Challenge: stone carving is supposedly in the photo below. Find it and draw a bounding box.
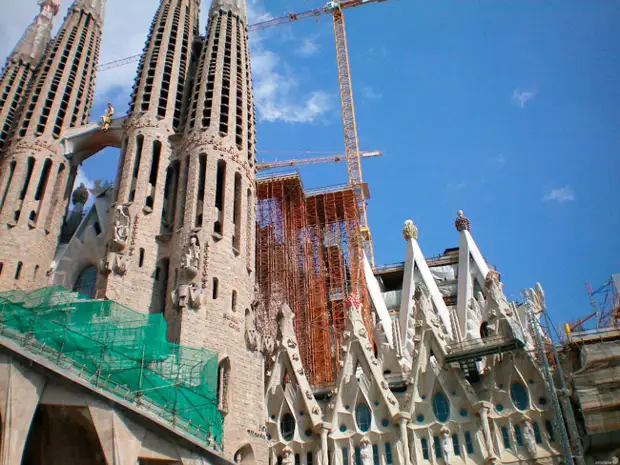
[440,427,452,464]
[281,447,294,465]
[123,114,159,131]
[245,306,262,352]
[172,285,189,311]
[360,438,372,465]
[172,283,203,311]
[201,240,209,288]
[262,335,275,357]
[188,283,203,309]
[182,235,201,278]
[455,210,471,232]
[101,102,114,131]
[112,253,128,276]
[522,419,537,457]
[402,219,418,240]
[112,204,130,249]
[278,304,295,341]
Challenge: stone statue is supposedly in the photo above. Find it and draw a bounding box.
[262,335,275,357]
[277,304,295,341]
[440,428,452,464]
[402,219,418,240]
[522,419,537,457]
[281,447,294,465]
[182,235,201,277]
[245,307,262,351]
[172,284,189,311]
[101,102,114,131]
[188,283,203,310]
[360,439,372,465]
[112,204,130,248]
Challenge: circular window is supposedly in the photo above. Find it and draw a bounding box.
[539,397,548,406]
[356,404,372,432]
[417,415,424,423]
[340,424,347,432]
[459,409,468,417]
[305,429,312,437]
[281,413,295,441]
[382,419,389,427]
[511,382,530,411]
[432,393,450,423]
[496,404,504,412]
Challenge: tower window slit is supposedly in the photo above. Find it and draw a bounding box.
[161,161,179,232]
[246,189,252,265]
[146,140,162,209]
[214,159,226,235]
[129,135,144,202]
[232,290,237,312]
[213,278,219,299]
[44,164,66,232]
[15,262,23,280]
[232,172,241,251]
[195,154,207,227]
[34,159,53,201]
[177,157,189,228]
[0,161,17,215]
[139,248,145,267]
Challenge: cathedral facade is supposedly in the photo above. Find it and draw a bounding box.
[0,1,587,465]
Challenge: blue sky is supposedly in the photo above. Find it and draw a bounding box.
[4,0,619,330]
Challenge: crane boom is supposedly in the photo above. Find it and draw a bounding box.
[257,150,381,171]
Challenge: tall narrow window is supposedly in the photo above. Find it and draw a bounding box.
[161,161,179,232]
[20,158,36,201]
[217,357,230,413]
[155,258,170,314]
[146,140,162,208]
[307,452,313,465]
[545,420,555,442]
[0,160,16,215]
[354,447,361,465]
[385,443,392,465]
[45,164,66,231]
[34,159,52,202]
[232,290,237,312]
[177,158,189,228]
[452,434,460,456]
[0,263,3,276]
[33,265,39,280]
[464,432,474,454]
[433,437,441,458]
[232,172,241,251]
[421,439,429,460]
[533,423,543,444]
[139,248,145,267]
[295,455,300,465]
[514,425,523,447]
[246,188,252,263]
[356,404,371,432]
[372,445,378,465]
[196,153,207,227]
[342,448,348,465]
[501,427,511,449]
[15,262,23,280]
[432,393,450,422]
[213,278,219,299]
[129,135,144,202]
[214,160,226,234]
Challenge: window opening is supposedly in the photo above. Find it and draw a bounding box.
[213,278,219,299]
[139,248,145,267]
[421,439,429,460]
[217,358,230,413]
[354,447,361,465]
[372,445,378,465]
[464,432,474,454]
[432,392,450,422]
[433,437,441,459]
[385,443,392,465]
[501,427,511,449]
[93,222,102,235]
[480,321,489,339]
[232,290,237,312]
[0,160,16,215]
[452,434,460,456]
[15,262,23,280]
[146,140,162,208]
[129,135,144,202]
[73,265,97,298]
[232,172,241,251]
[355,403,371,432]
[196,154,206,227]
[545,420,555,442]
[295,455,300,465]
[510,382,529,410]
[533,423,543,444]
[177,157,189,228]
[214,159,226,234]
[307,452,313,465]
[514,425,523,447]
[342,448,348,465]
[280,413,295,441]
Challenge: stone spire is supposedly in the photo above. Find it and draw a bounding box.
[98,0,201,312]
[0,0,60,154]
[0,0,106,292]
[210,0,247,19]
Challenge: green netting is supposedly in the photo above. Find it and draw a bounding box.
[0,286,222,449]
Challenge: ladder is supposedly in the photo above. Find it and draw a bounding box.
[525,299,585,465]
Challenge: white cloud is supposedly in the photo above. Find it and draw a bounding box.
[543,185,575,204]
[2,0,331,125]
[361,86,382,101]
[489,153,506,166]
[297,37,319,57]
[74,166,94,191]
[511,89,536,109]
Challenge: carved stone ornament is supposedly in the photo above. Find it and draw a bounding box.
[360,438,372,465]
[454,209,471,232]
[111,204,130,249]
[182,235,201,279]
[522,420,537,457]
[402,219,419,241]
[123,114,159,132]
[305,390,313,400]
[440,427,452,464]
[281,447,294,465]
[10,137,60,157]
[113,253,128,276]
[245,307,262,352]
[262,335,275,357]
[358,328,368,338]
[172,283,203,311]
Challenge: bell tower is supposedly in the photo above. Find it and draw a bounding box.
[0,0,105,291]
[98,0,201,308]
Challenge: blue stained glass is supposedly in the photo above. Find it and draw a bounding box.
[465,432,474,454]
[502,427,511,449]
[385,443,393,465]
[356,404,372,432]
[511,382,530,411]
[452,434,461,456]
[421,439,429,460]
[432,393,450,422]
[533,423,543,444]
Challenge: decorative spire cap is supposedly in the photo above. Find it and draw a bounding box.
[72,183,89,206]
[210,0,247,20]
[402,219,418,240]
[454,210,471,232]
[39,0,61,16]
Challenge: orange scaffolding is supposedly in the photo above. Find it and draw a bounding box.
[256,174,371,388]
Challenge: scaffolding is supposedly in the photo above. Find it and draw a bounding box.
[256,173,371,388]
[0,287,223,449]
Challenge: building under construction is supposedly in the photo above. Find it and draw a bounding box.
[255,172,371,388]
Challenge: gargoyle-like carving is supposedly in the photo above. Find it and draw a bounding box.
[172,283,203,311]
[112,204,130,249]
[245,306,262,352]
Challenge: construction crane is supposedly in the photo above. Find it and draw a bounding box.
[97,0,389,267]
[256,150,380,171]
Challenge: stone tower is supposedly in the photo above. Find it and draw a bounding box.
[0,0,60,156]
[0,0,105,291]
[98,0,201,308]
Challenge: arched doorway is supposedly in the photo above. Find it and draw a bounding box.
[234,444,256,465]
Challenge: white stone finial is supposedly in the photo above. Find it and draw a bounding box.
[454,210,470,232]
[210,0,247,20]
[402,219,418,240]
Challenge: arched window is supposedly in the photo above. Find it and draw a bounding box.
[355,403,371,432]
[480,321,489,339]
[280,413,295,441]
[510,382,529,411]
[432,392,450,422]
[74,265,98,298]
